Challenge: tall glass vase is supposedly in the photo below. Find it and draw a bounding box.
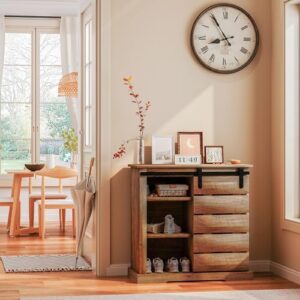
[135,138,144,164]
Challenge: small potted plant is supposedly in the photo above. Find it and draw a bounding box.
[61,128,78,168]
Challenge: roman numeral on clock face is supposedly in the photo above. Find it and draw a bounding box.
[222,58,226,66]
[241,25,248,31]
[223,10,228,19]
[244,37,251,42]
[209,54,215,63]
[201,46,208,54]
[198,35,206,40]
[240,47,248,54]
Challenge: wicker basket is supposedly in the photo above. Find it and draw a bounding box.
[155,184,189,197]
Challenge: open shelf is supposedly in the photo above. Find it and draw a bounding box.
[147,233,191,239]
[147,196,192,202]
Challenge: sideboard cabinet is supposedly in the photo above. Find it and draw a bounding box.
[129,164,252,283]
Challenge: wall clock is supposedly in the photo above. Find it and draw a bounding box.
[191,3,259,74]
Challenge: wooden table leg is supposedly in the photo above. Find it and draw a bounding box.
[9,175,22,237]
[28,177,32,195]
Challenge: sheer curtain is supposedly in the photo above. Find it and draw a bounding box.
[60,16,80,132]
[0,15,5,89]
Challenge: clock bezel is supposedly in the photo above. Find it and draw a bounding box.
[190,3,259,74]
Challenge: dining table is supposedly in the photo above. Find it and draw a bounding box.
[6,170,39,237]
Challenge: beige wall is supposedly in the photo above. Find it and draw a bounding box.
[271,0,300,272]
[110,0,272,264]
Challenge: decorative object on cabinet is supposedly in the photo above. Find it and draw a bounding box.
[177,132,203,162]
[204,146,224,164]
[129,163,252,283]
[113,76,151,164]
[190,3,259,74]
[175,154,201,165]
[230,159,241,164]
[152,136,174,164]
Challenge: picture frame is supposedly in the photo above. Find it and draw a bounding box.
[152,136,174,164]
[177,132,203,162]
[204,146,224,164]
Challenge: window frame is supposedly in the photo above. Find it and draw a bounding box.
[0,18,69,183]
[82,8,93,152]
[283,2,300,233]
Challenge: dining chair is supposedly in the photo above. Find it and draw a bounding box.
[35,166,78,239]
[0,175,20,230]
[28,178,68,230]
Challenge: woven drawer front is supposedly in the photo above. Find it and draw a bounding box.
[193,233,249,253]
[193,214,249,234]
[193,176,249,195]
[193,253,249,272]
[194,195,249,214]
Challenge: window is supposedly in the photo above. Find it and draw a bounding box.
[284,3,300,225]
[0,20,72,174]
[83,15,92,149]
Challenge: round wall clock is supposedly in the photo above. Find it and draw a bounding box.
[191,3,259,74]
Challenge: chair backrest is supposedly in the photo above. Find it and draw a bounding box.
[36,166,78,179]
[36,166,78,203]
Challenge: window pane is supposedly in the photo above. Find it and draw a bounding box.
[85,22,90,64]
[4,33,31,65]
[40,66,64,103]
[1,66,31,102]
[0,103,31,174]
[40,33,61,66]
[39,33,72,166]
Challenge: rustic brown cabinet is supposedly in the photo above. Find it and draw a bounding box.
[129,164,252,283]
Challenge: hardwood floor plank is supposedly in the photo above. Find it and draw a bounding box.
[0,223,298,299]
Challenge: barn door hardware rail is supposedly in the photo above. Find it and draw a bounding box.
[197,168,249,189]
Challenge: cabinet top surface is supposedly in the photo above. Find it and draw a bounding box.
[129,164,253,170]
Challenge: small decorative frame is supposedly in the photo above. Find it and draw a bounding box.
[177,132,203,162]
[152,136,174,164]
[204,146,224,164]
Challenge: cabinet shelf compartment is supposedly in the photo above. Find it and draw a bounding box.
[147,238,191,263]
[147,233,191,239]
[147,196,192,202]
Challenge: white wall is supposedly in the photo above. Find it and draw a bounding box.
[110,0,272,264]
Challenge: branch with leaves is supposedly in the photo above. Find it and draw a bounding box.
[113,76,151,159]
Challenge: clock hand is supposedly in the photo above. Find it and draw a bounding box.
[209,36,234,44]
[210,14,231,46]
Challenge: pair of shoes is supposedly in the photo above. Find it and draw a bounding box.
[164,214,182,234]
[167,257,190,273]
[147,257,164,273]
[147,257,190,273]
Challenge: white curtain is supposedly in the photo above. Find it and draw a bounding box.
[60,16,80,133]
[0,15,5,90]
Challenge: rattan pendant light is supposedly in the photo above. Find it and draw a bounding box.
[58,72,78,97]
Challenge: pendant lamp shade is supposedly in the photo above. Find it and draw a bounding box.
[58,72,78,97]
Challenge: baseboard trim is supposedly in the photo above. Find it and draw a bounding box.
[106,264,130,277]
[249,260,271,272]
[271,261,300,285]
[105,260,271,277]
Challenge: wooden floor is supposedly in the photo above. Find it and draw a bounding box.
[0,224,298,300]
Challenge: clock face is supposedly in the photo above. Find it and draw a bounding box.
[191,4,259,74]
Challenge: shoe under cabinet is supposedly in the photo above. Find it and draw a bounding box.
[129,164,253,283]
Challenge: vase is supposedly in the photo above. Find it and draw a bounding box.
[70,152,78,169]
[135,138,144,164]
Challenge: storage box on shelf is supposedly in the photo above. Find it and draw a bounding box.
[129,164,252,283]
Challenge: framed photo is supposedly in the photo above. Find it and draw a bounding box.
[152,136,174,164]
[204,146,224,164]
[177,132,203,162]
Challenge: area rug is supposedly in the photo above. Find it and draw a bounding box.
[21,289,300,300]
[1,254,92,273]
